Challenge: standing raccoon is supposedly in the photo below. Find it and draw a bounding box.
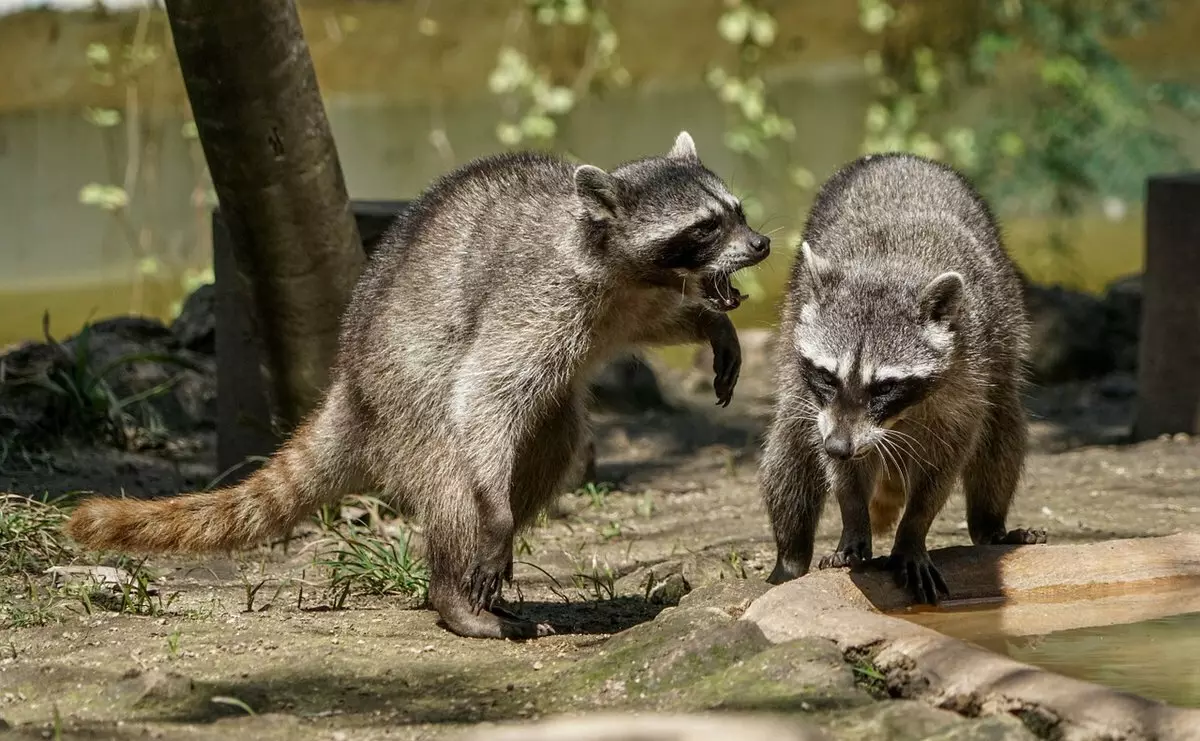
[66,132,771,639]
[760,153,1045,604]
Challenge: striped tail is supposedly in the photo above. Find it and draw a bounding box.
[65,407,351,554]
[869,475,906,537]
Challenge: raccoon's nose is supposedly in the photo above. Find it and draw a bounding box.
[823,436,854,460]
[749,234,771,254]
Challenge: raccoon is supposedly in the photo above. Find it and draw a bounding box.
[66,132,771,638]
[759,152,1045,604]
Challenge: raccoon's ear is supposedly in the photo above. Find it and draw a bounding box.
[668,131,700,162]
[574,165,624,221]
[800,241,834,295]
[918,271,965,325]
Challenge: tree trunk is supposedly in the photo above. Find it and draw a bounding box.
[164,0,364,430]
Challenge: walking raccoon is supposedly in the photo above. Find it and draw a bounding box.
[760,153,1045,604]
[66,132,771,638]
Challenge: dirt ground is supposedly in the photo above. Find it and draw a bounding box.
[1,345,1197,740]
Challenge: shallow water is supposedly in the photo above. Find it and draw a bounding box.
[919,608,1200,708]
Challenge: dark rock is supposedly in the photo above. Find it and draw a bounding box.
[0,717,10,731]
[0,311,217,448]
[589,353,670,413]
[1102,273,1142,373]
[1023,283,1114,383]
[172,283,216,355]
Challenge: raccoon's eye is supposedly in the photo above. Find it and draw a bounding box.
[687,216,721,240]
[869,379,899,398]
[813,367,840,390]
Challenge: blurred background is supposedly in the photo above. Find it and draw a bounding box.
[1,0,1198,348]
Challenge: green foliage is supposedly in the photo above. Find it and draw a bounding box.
[489,0,628,148]
[859,0,1198,233]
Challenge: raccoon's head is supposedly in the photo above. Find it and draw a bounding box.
[791,241,966,461]
[572,131,771,312]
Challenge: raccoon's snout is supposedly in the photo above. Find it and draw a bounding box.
[823,435,855,461]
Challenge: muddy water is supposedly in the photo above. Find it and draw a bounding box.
[915,607,1200,708]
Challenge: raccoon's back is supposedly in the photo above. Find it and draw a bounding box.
[798,153,1028,366]
[804,154,1000,258]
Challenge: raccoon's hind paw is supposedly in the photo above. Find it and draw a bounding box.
[885,548,949,605]
[990,527,1047,546]
[465,554,507,615]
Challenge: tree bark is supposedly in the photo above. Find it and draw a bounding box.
[164,0,364,430]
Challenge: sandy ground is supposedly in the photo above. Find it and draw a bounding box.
[1,346,1197,740]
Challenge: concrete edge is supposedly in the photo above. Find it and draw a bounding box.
[740,533,1200,741]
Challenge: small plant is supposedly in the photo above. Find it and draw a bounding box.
[577,481,613,509]
[571,554,617,601]
[851,658,889,698]
[316,522,429,606]
[635,492,656,519]
[726,548,748,579]
[166,627,182,658]
[515,535,535,557]
[600,520,622,541]
[0,494,75,575]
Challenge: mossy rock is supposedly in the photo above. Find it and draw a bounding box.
[820,701,1035,741]
[555,606,772,707]
[678,638,874,714]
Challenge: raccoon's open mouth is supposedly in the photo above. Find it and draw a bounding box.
[701,271,748,312]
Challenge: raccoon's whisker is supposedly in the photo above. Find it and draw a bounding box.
[874,437,899,482]
[886,427,928,454]
[882,430,930,471]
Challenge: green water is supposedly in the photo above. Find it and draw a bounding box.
[954,611,1200,708]
[0,213,1144,350]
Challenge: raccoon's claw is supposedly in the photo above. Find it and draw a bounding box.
[990,527,1047,546]
[818,540,872,569]
[885,548,949,605]
[465,556,507,615]
[712,336,741,408]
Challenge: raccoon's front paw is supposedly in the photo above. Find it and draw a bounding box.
[712,337,741,408]
[990,527,1047,546]
[818,539,872,569]
[465,553,508,615]
[884,547,949,605]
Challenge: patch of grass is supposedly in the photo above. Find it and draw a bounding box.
[577,481,614,509]
[725,548,749,579]
[68,557,179,617]
[850,658,889,699]
[0,493,75,575]
[166,627,182,659]
[571,553,617,601]
[636,492,656,519]
[600,520,622,541]
[315,497,429,606]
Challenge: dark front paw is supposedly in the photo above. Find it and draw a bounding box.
[464,552,508,615]
[818,539,872,569]
[712,337,741,408]
[885,547,949,605]
[990,527,1047,546]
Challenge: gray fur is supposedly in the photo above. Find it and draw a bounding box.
[760,152,1044,605]
[304,132,770,637]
